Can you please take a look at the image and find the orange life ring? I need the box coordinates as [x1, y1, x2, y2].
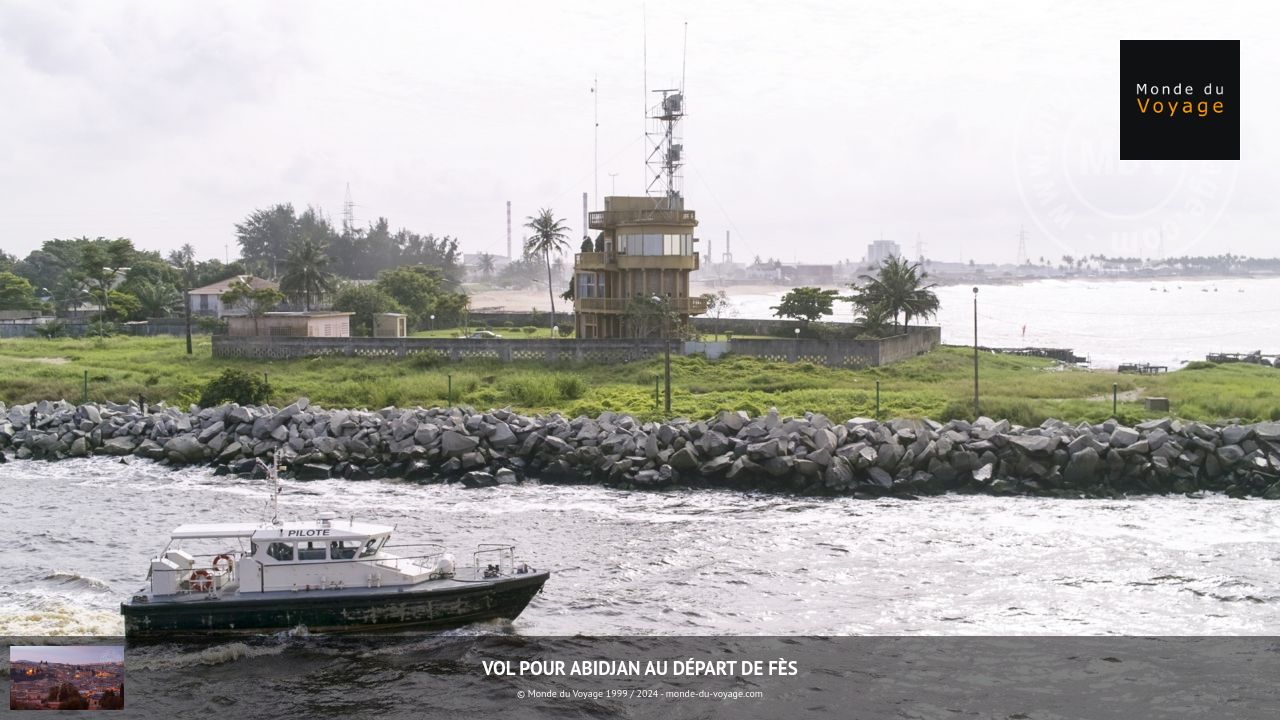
[213, 554, 234, 572]
[189, 569, 213, 593]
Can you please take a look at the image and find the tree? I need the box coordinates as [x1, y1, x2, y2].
[523, 208, 571, 333]
[771, 287, 838, 325]
[102, 290, 142, 322]
[496, 256, 543, 288]
[0, 271, 38, 310]
[279, 236, 335, 310]
[845, 256, 939, 332]
[130, 280, 182, 318]
[221, 279, 284, 335]
[332, 283, 403, 336]
[623, 295, 678, 339]
[235, 204, 297, 277]
[374, 265, 467, 329]
[477, 252, 496, 278]
[78, 238, 135, 336]
[0, 249, 15, 273]
[700, 290, 733, 340]
[191, 258, 247, 288]
[167, 243, 196, 268]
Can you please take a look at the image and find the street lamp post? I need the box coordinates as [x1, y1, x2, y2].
[794, 326, 800, 361]
[972, 286, 980, 419]
[430, 314, 435, 332]
[652, 295, 671, 415]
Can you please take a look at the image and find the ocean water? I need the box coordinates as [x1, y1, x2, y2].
[725, 276, 1280, 368]
[4, 458, 1280, 638]
[6, 459, 1280, 718]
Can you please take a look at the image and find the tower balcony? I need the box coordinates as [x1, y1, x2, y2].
[575, 295, 709, 315]
[588, 209, 696, 229]
[574, 253, 700, 271]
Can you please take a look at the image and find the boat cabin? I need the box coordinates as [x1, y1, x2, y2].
[147, 511, 444, 597]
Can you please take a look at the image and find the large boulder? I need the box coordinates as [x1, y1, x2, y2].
[163, 435, 206, 463]
[1063, 447, 1101, 485]
[101, 436, 137, 456]
[441, 430, 479, 457]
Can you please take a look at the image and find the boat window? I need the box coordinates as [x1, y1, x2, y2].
[359, 537, 384, 558]
[330, 540, 361, 560]
[298, 541, 326, 562]
[266, 542, 294, 562]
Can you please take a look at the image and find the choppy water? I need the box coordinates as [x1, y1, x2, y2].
[4, 458, 1280, 637]
[728, 276, 1280, 368]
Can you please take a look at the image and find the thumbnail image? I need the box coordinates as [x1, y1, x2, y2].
[9, 646, 124, 711]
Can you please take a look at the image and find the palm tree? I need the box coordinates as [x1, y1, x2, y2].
[279, 237, 335, 310]
[478, 252, 496, 278]
[132, 280, 182, 318]
[523, 208, 571, 331]
[167, 244, 196, 268]
[847, 256, 939, 332]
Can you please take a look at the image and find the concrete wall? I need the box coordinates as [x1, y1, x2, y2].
[212, 327, 941, 368]
[213, 336, 675, 363]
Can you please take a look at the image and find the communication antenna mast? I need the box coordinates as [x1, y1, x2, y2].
[1016, 225, 1029, 266]
[645, 87, 685, 201]
[592, 76, 599, 210]
[342, 183, 357, 234]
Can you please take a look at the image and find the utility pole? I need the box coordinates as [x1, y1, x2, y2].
[653, 295, 672, 415]
[972, 287, 980, 418]
[184, 289, 193, 355]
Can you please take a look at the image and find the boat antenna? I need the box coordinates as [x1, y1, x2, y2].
[270, 449, 283, 526]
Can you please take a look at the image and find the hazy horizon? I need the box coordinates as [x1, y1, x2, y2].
[3, 1, 1277, 266]
[10, 645, 124, 665]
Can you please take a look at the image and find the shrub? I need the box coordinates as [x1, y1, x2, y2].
[31, 320, 66, 339]
[194, 315, 228, 334]
[1183, 360, 1216, 370]
[85, 320, 119, 337]
[555, 375, 587, 400]
[522, 326, 538, 335]
[200, 368, 272, 407]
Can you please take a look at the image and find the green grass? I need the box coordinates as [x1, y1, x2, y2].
[0, 336, 1277, 425]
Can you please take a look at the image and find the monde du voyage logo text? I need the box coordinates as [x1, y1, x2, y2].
[1120, 40, 1239, 160]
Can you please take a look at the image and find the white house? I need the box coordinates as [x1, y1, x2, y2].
[188, 275, 277, 317]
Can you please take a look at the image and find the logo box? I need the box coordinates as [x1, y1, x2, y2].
[1120, 40, 1239, 160]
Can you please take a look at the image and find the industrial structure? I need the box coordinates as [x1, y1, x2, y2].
[572, 86, 707, 338]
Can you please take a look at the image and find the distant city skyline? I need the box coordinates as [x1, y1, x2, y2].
[10, 645, 124, 665]
[2, 1, 1277, 265]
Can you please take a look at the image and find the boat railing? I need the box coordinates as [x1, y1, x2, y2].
[149, 564, 235, 596]
[473, 544, 518, 577]
[259, 550, 453, 591]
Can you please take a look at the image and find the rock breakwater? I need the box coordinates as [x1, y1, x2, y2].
[3, 399, 1280, 499]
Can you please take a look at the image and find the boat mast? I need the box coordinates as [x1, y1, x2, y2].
[269, 449, 283, 526]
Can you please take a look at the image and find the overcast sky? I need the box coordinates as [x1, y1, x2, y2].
[2, 1, 1276, 265]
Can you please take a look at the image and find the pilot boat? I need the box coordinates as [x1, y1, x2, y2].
[121, 460, 548, 639]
